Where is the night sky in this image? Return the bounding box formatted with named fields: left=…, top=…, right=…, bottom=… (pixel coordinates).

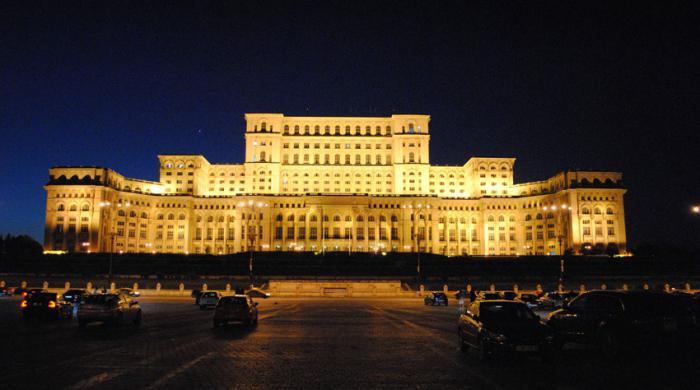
left=1, top=1, right=699, bottom=250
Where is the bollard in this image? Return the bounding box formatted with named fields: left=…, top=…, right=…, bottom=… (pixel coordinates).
left=443, top=284, right=449, bottom=294
left=601, top=283, right=607, bottom=290
left=558, top=284, right=564, bottom=293
left=686, top=283, right=692, bottom=292
left=0, top=280, right=5, bottom=288
left=179, top=283, right=185, bottom=293
left=664, top=283, right=671, bottom=293
left=65, top=282, right=70, bottom=290
left=202, top=283, right=208, bottom=292
left=513, top=284, right=519, bottom=294
left=579, top=284, right=586, bottom=294
left=622, top=283, right=629, bottom=291
left=536, top=284, right=543, bottom=295
left=466, top=284, right=472, bottom=293
left=133, top=282, right=138, bottom=292
left=489, top=284, right=496, bottom=292
left=43, top=281, right=49, bottom=289
left=419, top=284, right=425, bottom=296
left=643, top=283, right=650, bottom=290
left=86, top=282, right=93, bottom=292
left=21, top=281, right=27, bottom=289
left=156, top=283, right=162, bottom=292
left=226, top=283, right=231, bottom=293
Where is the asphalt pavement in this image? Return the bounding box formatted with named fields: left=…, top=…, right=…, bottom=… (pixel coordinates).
left=0, top=296, right=698, bottom=389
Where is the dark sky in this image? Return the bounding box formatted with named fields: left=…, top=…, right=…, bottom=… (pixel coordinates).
left=1, top=1, right=699, bottom=249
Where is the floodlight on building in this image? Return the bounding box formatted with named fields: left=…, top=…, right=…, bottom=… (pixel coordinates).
left=692, top=206, right=700, bottom=214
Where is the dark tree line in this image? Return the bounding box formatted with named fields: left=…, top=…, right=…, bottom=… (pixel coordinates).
left=0, top=234, right=43, bottom=257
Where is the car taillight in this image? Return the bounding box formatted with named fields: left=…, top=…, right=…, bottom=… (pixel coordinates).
left=48, top=301, right=57, bottom=309
left=20, top=301, right=27, bottom=308
left=21, top=292, right=27, bottom=297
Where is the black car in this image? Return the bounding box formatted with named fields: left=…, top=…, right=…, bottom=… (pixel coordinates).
left=21, top=292, right=73, bottom=320
left=0, top=287, right=10, bottom=296
left=63, top=289, right=89, bottom=303
left=546, top=290, right=699, bottom=358
left=424, top=292, right=448, bottom=306
left=458, top=300, right=554, bottom=360
left=191, top=289, right=202, bottom=305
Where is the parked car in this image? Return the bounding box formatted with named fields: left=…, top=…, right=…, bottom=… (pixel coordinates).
left=458, top=300, right=554, bottom=360
left=518, top=293, right=540, bottom=309
left=21, top=292, right=73, bottom=320
left=501, top=291, right=518, bottom=300
left=199, top=291, right=221, bottom=309
left=424, top=292, right=449, bottom=306
left=13, top=287, right=29, bottom=297
left=245, top=287, right=271, bottom=299
left=78, top=293, right=142, bottom=327
left=546, top=290, right=698, bottom=358
left=62, top=289, right=89, bottom=303
left=213, top=295, right=259, bottom=327
left=118, top=288, right=140, bottom=297
left=0, top=287, right=10, bottom=296
left=25, top=288, right=47, bottom=300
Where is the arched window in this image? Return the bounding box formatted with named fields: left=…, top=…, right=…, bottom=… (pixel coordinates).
left=118, top=210, right=126, bottom=217
left=196, top=215, right=202, bottom=222
left=368, top=216, right=375, bottom=222
left=498, top=215, right=505, bottom=222
left=287, top=214, right=295, bottom=221
left=334, top=126, right=340, bottom=135
left=391, top=215, right=398, bottom=222
left=323, top=215, right=329, bottom=222
left=81, top=204, right=89, bottom=211
left=315, top=125, right=320, bottom=134
left=310, top=215, right=317, bottom=222
left=260, top=151, right=266, bottom=162
left=509, top=216, right=515, bottom=222
left=379, top=215, right=386, bottom=222
left=365, top=126, right=371, bottom=135
left=525, top=214, right=532, bottom=221
left=284, top=125, right=289, bottom=135
left=345, top=154, right=351, bottom=164
left=356, top=215, right=364, bottom=222
left=304, top=125, right=310, bottom=134
left=294, top=125, right=300, bottom=135
left=546, top=212, right=554, bottom=218
left=276, top=214, right=283, bottom=221
left=487, top=215, right=494, bottom=222
left=355, top=126, right=361, bottom=135
left=345, top=215, right=352, bottom=222
left=536, top=213, right=543, bottom=220
left=594, top=207, right=602, bottom=215
left=582, top=207, right=591, bottom=214
left=345, top=125, right=351, bottom=135
left=207, top=216, right=214, bottom=222
left=167, top=213, right=174, bottom=220
left=157, top=214, right=164, bottom=220
left=408, top=123, right=414, bottom=133
left=299, top=215, right=306, bottom=222
left=218, top=216, right=224, bottom=222
left=385, top=126, right=391, bottom=135
left=408, top=152, right=415, bottom=163
left=57, top=204, right=65, bottom=211
left=376, top=155, right=382, bottom=165
left=130, top=211, right=137, bottom=218
left=606, top=207, right=614, bottom=215
left=141, top=212, right=148, bottom=219
left=333, top=215, right=341, bottom=222
left=69, top=204, right=78, bottom=211
left=261, top=122, right=267, bottom=131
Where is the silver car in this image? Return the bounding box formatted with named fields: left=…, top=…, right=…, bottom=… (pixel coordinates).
left=78, top=293, right=142, bottom=327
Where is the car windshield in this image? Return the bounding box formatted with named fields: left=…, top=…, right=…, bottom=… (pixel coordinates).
left=482, top=293, right=501, bottom=300
left=84, top=295, right=119, bottom=305
left=27, top=292, right=57, bottom=302
left=219, top=297, right=248, bottom=306
left=502, top=292, right=517, bottom=300
left=479, top=302, right=537, bottom=323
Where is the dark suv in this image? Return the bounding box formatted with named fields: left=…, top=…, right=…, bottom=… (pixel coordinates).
left=546, top=290, right=698, bottom=357
left=424, top=292, right=448, bottom=306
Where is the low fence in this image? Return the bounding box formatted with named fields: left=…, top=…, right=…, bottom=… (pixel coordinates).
left=1, top=278, right=698, bottom=298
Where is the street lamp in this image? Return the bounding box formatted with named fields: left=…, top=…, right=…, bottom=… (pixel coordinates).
left=239, top=200, right=268, bottom=286
left=544, top=203, right=571, bottom=284
left=692, top=206, right=699, bottom=214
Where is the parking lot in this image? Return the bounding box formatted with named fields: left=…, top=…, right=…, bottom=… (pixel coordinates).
left=0, top=296, right=698, bottom=389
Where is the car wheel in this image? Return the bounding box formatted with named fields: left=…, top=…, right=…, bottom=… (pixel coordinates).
left=458, top=330, right=469, bottom=353
left=598, top=328, right=620, bottom=359
left=478, top=338, right=490, bottom=361
left=133, top=311, right=142, bottom=326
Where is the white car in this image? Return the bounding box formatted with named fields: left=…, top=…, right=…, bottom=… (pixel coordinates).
left=198, top=291, right=221, bottom=309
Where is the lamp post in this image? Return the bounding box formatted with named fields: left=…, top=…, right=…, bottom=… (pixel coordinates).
left=239, top=200, right=268, bottom=287
left=544, top=203, right=570, bottom=284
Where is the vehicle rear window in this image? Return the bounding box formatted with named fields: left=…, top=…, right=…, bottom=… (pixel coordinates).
left=27, top=293, right=57, bottom=302
left=84, top=295, right=118, bottom=304
left=202, top=292, right=219, bottom=298
left=480, top=302, right=536, bottom=322
left=623, top=294, right=690, bottom=317
left=218, top=297, right=247, bottom=305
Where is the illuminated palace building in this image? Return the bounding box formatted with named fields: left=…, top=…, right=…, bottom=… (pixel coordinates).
left=44, top=114, right=627, bottom=256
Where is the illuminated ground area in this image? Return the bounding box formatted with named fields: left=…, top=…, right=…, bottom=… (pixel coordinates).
left=0, top=297, right=697, bottom=389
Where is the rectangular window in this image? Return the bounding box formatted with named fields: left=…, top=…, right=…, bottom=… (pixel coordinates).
left=228, top=229, right=235, bottom=240
left=286, top=227, right=294, bottom=239
left=607, top=227, right=615, bottom=236
left=391, top=227, right=398, bottom=240
left=333, top=227, right=340, bottom=239
left=275, top=227, right=283, bottom=240
left=206, top=228, right=213, bottom=240
left=345, top=227, right=351, bottom=239
left=356, top=227, right=364, bottom=240
left=298, top=227, right=306, bottom=240
left=583, top=227, right=591, bottom=236
left=368, top=228, right=375, bottom=240
left=310, top=227, right=317, bottom=240
left=526, top=232, right=533, bottom=241
left=217, top=228, right=224, bottom=240
left=195, top=228, right=202, bottom=240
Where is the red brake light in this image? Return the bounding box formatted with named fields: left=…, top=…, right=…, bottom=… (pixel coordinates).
left=20, top=300, right=27, bottom=308
left=21, top=292, right=27, bottom=297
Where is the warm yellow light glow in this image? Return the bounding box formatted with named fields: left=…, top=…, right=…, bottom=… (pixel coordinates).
left=693, top=206, right=700, bottom=213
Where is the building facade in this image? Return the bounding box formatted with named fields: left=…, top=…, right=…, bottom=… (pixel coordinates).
left=44, top=114, right=627, bottom=256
